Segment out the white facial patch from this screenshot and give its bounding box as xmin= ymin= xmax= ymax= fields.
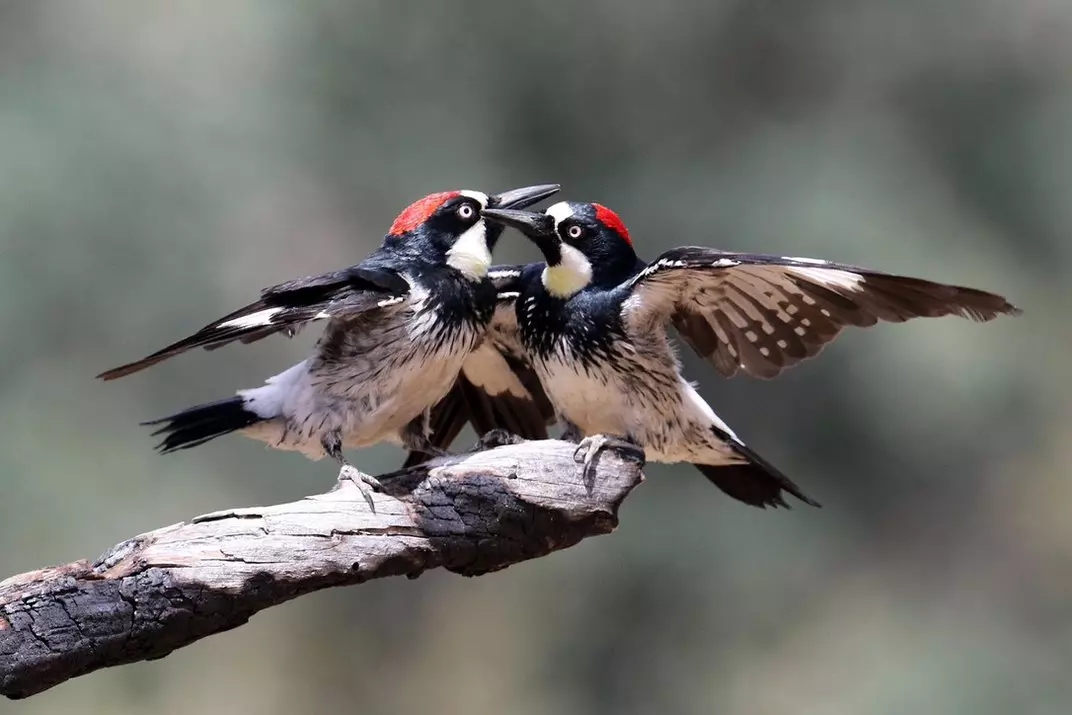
xmin=546 ymin=201 xmax=575 ymax=229
xmin=447 ymin=191 xmax=492 ymax=281
xmin=542 ymin=242 xmax=592 ymax=298
xmin=784 ymin=265 xmax=864 ymax=291
xmin=447 ymin=221 xmax=491 ymax=280
xmin=218 ymin=307 xmax=283 ymax=329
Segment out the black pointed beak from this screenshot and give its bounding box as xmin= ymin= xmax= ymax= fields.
xmin=488 ymin=183 xmax=560 ymax=210
xmin=481 ymin=208 xmax=556 ymax=239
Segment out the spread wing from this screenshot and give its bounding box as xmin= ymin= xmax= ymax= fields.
xmin=97 ymin=264 xmax=410 ymax=380
xmin=403 ymin=264 xmax=555 ymax=467
xmin=624 ymin=247 xmax=1021 ymax=379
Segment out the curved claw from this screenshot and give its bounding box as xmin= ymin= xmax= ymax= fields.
xmin=337 ymin=464 xmax=384 ymax=512
xmin=573 ymin=434 xmax=645 ymax=494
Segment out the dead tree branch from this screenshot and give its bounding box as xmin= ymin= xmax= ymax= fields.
xmin=0 ymin=439 xmax=644 ymax=699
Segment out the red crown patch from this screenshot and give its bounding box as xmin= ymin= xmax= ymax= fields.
xmin=389 ymin=191 xmax=460 ymax=235
xmin=592 ymin=203 xmax=631 ymax=246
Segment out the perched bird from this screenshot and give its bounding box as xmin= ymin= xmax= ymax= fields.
xmin=98 ymin=183 xmax=560 ymax=499
xmin=399 ymin=261 xmax=558 ymax=468
xmin=480 ymin=201 xmax=1021 ymax=508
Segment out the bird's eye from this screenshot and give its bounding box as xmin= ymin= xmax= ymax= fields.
xmin=567 ymin=225 xmax=584 ymax=239
xmin=456 ymin=203 xmax=477 ymax=220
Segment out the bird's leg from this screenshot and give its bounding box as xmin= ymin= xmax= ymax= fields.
xmin=399 ymin=412 xmax=452 ymax=458
xmin=323 ymin=431 xmax=382 ymax=511
xmin=473 ymin=428 xmax=525 ymax=451
xmin=559 ymin=419 xmax=583 ymax=443
xmin=573 ymin=433 xmax=646 ymax=494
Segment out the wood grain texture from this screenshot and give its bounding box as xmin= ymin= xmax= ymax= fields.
xmin=0 ymin=439 xmax=644 ymax=699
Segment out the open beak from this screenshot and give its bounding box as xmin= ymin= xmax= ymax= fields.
xmin=481 ymin=208 xmax=556 ymax=239
xmin=488 ymin=183 xmax=560 ymax=210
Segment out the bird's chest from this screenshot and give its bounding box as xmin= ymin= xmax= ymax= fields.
xmin=518 ymin=291 xmax=622 ymax=363
xmin=310 ymin=279 xmax=492 ymax=417
xmin=518 ymin=292 xmax=651 ymax=434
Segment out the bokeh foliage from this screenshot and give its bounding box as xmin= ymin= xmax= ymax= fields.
xmin=0 ymin=2 xmax=1066 ymax=713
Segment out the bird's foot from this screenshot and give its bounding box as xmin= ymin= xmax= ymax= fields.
xmin=336 ymin=464 xmax=384 ymax=512
xmin=474 ymin=428 xmax=525 ymax=451
xmin=573 ymin=434 xmax=645 ymax=494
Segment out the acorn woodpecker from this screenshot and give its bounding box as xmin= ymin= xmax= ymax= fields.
xmin=480 ymin=201 xmax=1021 ymax=508
xmin=98 ymin=183 xmax=560 ymax=500
xmin=399 ymin=261 xmax=558 ymax=467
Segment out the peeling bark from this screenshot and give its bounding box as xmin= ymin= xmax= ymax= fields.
xmin=0 ymin=439 xmax=644 ymax=699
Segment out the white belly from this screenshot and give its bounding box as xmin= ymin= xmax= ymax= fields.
xmin=239 ymin=313 xmax=480 ymax=458
xmin=536 ymin=353 xmax=747 ymax=468
xmin=536 ymin=356 xmax=639 ymax=437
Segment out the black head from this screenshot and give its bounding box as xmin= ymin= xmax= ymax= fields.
xmin=383 ymin=184 xmax=559 ymax=279
xmin=482 ymin=200 xmax=639 ymax=296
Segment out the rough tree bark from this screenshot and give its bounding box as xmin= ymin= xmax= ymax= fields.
xmin=0 ymin=439 xmax=644 ymax=699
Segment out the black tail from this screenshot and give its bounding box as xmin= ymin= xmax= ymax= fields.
xmin=695 ymin=432 xmax=821 ymax=509
xmin=141 ymin=397 xmax=264 ymax=454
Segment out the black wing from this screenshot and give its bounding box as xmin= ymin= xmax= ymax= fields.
xmin=625 ymin=247 xmax=1021 ymax=379
xmin=97 ymin=264 xmax=410 ymax=380
xmin=403 ymin=265 xmax=555 ymax=468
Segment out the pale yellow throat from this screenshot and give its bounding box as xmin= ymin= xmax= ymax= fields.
xmin=542 ymin=243 xmax=593 ymax=298
xmin=446 ymin=221 xmax=491 ymax=280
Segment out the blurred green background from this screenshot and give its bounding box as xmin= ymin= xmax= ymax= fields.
xmin=0 ymin=1 xmax=1067 ymax=713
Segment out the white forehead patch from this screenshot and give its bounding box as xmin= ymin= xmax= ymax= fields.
xmin=546 ymin=201 xmax=575 ymax=228
xmin=459 ymin=190 xmax=489 ymax=208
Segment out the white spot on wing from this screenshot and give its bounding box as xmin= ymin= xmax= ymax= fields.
xmin=218 ymin=307 xmax=283 ymax=329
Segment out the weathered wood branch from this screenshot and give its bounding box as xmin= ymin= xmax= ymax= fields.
xmin=0 ymin=439 xmax=644 ymax=699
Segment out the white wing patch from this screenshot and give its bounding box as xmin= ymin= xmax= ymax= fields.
xmin=218 ymin=307 xmax=284 ymax=329
xmin=462 ymin=345 xmax=529 ymax=398
xmin=784 ymin=265 xmax=865 ymax=291
xmin=782 ymin=256 xmax=829 ymax=265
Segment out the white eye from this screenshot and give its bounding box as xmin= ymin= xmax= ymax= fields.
xmin=567 ymin=225 xmax=583 ymax=239
xmin=456 ymin=203 xmax=476 ymax=220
